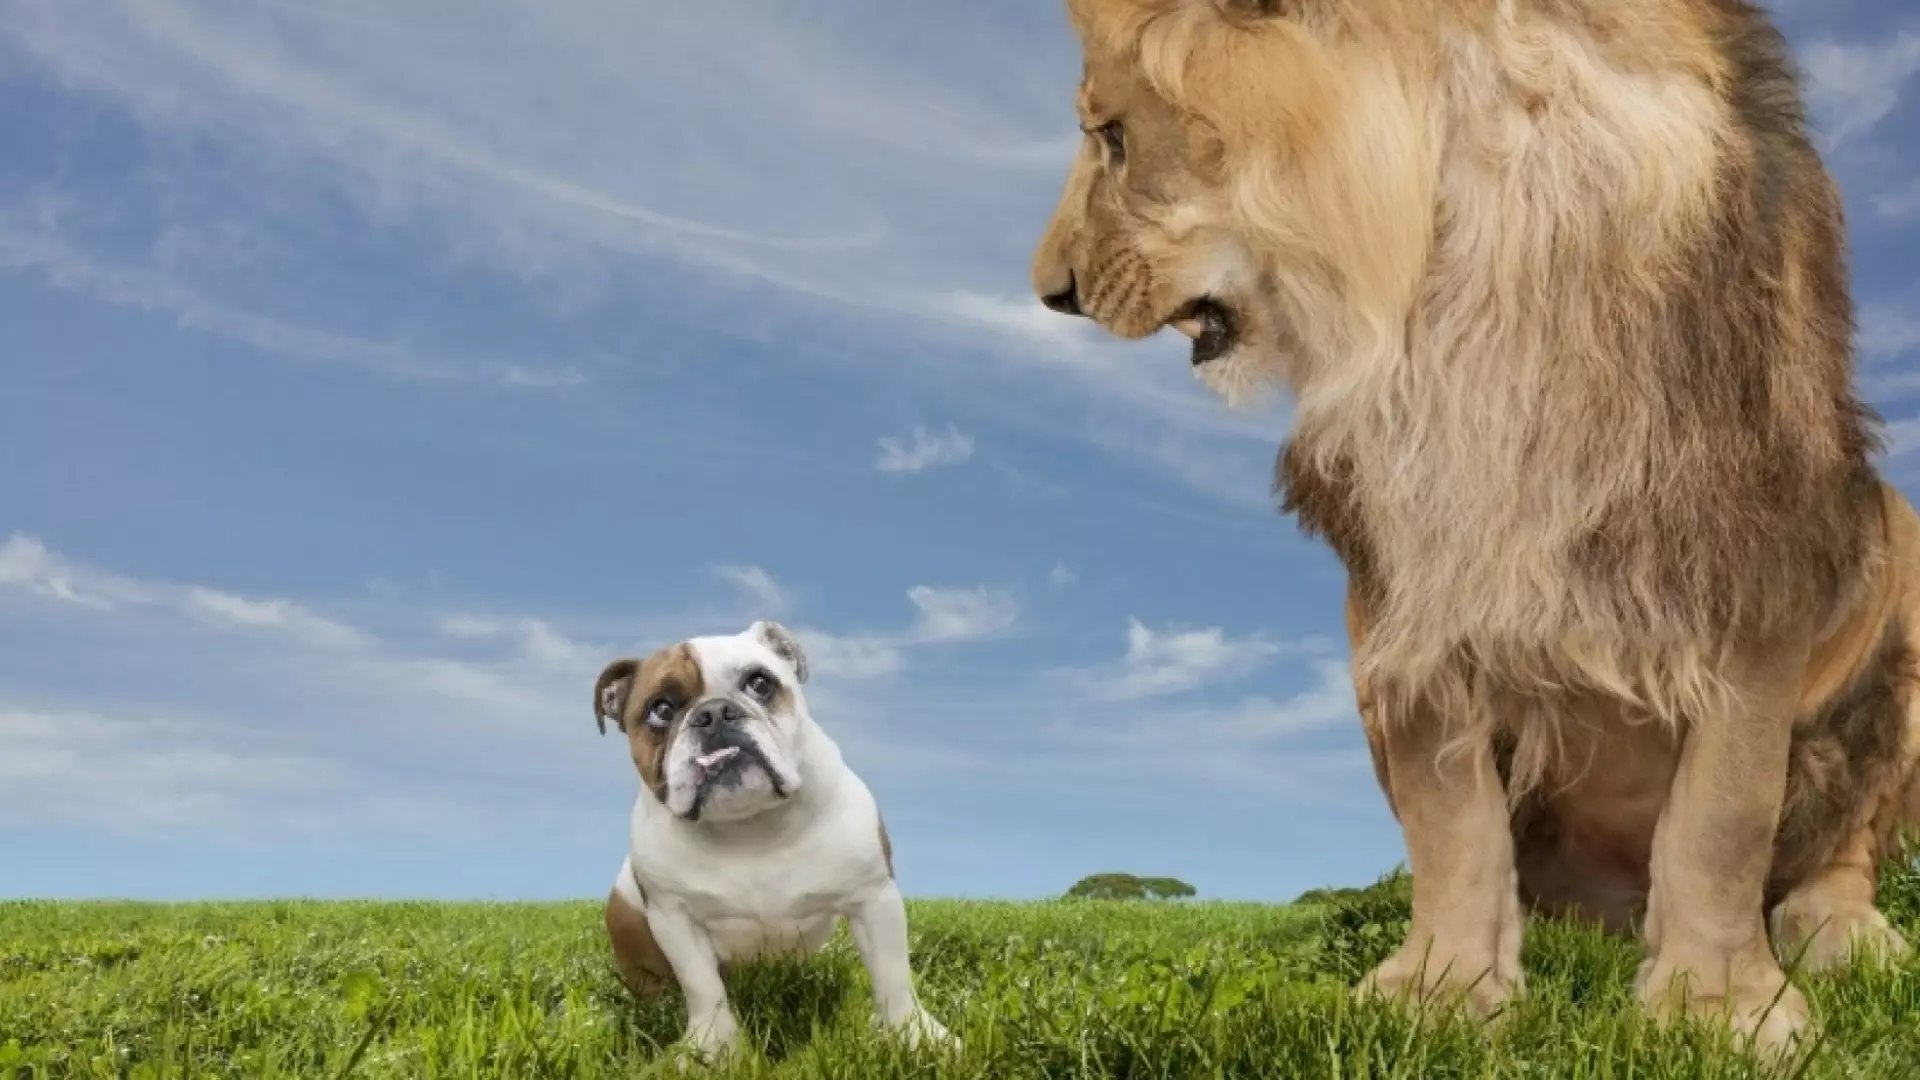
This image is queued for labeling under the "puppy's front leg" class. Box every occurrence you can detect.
[644,902,739,1065]
[1358,684,1524,1018]
[846,880,955,1050]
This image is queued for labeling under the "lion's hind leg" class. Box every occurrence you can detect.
[1768,812,1909,975]
[1758,564,1912,976]
[1768,600,1920,974]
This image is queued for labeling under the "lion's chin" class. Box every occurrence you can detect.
[1165,297,1239,368]
[1164,297,1279,407]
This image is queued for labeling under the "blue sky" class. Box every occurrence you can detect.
[2,0,1917,903]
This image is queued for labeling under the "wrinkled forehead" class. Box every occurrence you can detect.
[686,633,789,688]
[633,642,705,705]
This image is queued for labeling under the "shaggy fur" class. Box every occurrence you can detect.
[1031,0,1920,1056]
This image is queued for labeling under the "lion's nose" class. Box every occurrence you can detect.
[1040,273,1084,317]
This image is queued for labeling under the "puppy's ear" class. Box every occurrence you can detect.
[751,620,808,684]
[594,658,639,734]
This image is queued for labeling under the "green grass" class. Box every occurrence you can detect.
[3,859,1919,1078]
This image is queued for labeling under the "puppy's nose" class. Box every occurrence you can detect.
[687,700,745,729]
[1040,273,1083,317]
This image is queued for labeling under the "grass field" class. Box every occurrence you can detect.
[4,861,1919,1079]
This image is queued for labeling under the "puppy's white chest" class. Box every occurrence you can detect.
[630,772,889,962]
[670,828,876,918]
[704,912,839,964]
[659,841,870,964]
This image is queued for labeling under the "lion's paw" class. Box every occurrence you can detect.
[1637,953,1812,1061]
[1357,940,1521,1021]
[1770,897,1910,975]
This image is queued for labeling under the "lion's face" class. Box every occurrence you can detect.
[1030,0,1438,401]
[1030,48,1259,367]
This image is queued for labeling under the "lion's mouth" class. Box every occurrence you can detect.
[1166,298,1237,368]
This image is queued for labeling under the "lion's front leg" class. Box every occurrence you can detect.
[1345,586,1399,821]
[1638,662,1810,1059]
[1357,685,1524,1019]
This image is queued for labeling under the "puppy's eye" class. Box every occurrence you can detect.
[643,698,674,729]
[741,671,776,700]
[1098,121,1126,164]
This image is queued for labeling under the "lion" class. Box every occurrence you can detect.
[1027,0,1920,1057]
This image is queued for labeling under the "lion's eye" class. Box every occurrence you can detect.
[1098,121,1126,164]
[644,698,674,729]
[742,671,776,700]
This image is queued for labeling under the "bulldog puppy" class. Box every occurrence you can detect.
[594,620,954,1064]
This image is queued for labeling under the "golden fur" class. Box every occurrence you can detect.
[1031,0,1919,1056]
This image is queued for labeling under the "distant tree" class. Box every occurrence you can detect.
[1065,872,1197,901]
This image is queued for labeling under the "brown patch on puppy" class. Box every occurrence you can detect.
[605,881,676,998]
[594,644,706,804]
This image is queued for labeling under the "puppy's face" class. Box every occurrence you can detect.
[594,621,812,824]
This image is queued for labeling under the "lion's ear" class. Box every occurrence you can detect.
[751,620,809,685]
[594,658,639,735]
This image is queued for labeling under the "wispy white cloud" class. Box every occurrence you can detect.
[905,585,1020,643]
[1064,658,1358,756]
[0,534,148,610]
[875,424,975,474]
[1800,32,1920,148]
[1064,617,1332,702]
[184,586,366,650]
[799,632,907,681]
[713,564,788,615]
[2,533,365,648]
[1879,414,1920,461]
[1046,563,1077,590]
[818,650,1367,798]
[0,220,585,391]
[788,583,1019,682]
[433,614,603,675]
[1855,303,1920,401]
[1861,305,1920,362]
[0,706,341,835]
[0,703,580,845]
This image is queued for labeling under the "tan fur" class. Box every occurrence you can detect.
[594,644,706,804]
[1032,0,1915,1056]
[606,881,677,998]
[595,644,706,998]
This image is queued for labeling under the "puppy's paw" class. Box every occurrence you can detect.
[670,1011,741,1070]
[877,1006,959,1052]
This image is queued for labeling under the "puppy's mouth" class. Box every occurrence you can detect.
[1165,298,1238,368]
[682,732,788,821]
